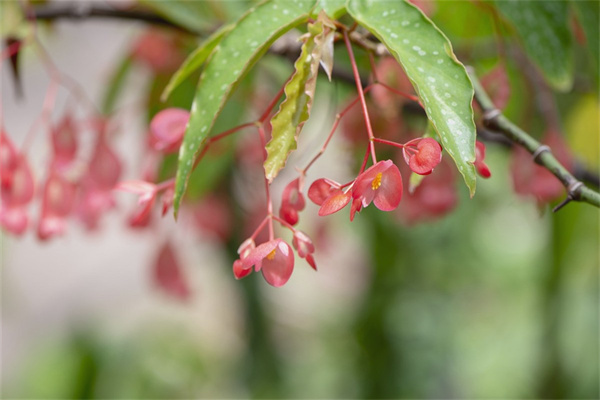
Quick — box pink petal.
[154,241,191,301]
[0,205,28,235]
[292,230,314,258]
[305,254,317,271]
[308,178,340,205]
[282,178,305,210]
[318,189,351,216]
[373,162,403,211]
[349,198,362,221]
[261,241,295,287]
[88,141,122,190]
[150,108,189,153]
[408,138,442,175]
[51,115,78,167]
[115,180,157,196]
[233,259,252,279]
[242,239,281,271]
[279,203,299,225]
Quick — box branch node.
[552,181,583,212]
[482,108,501,129]
[531,145,551,165]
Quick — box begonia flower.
[474,140,491,178]
[37,173,76,240]
[402,137,442,175]
[279,178,305,226]
[115,180,158,228]
[233,238,255,280]
[150,108,189,153]
[51,115,78,169]
[242,238,294,287]
[352,160,403,211]
[292,230,317,270]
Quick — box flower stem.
[343,30,377,165]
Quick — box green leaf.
[318,0,347,19]
[174,0,316,216]
[571,0,599,79]
[264,17,332,181]
[102,56,132,115]
[347,0,477,196]
[162,25,232,101]
[495,0,573,91]
[139,0,214,33]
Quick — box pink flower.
[51,115,78,170]
[402,137,442,175]
[352,160,403,211]
[153,241,191,301]
[242,238,294,287]
[150,108,189,153]
[115,180,158,228]
[474,141,491,178]
[292,230,317,270]
[233,238,255,280]
[1,131,34,235]
[308,178,341,205]
[279,178,305,226]
[37,173,76,240]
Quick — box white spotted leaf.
[174,0,316,216]
[495,0,573,91]
[347,0,477,196]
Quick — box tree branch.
[468,67,600,210]
[29,3,198,35]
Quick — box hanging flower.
[402,137,442,175]
[352,160,403,211]
[474,140,491,178]
[242,238,294,287]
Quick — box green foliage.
[174,0,317,216]
[347,0,477,196]
[495,0,573,91]
[264,17,332,182]
[102,56,133,115]
[162,25,232,101]
[571,0,599,81]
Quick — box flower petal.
[373,162,403,211]
[318,189,351,216]
[261,241,294,287]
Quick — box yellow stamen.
[371,172,382,190]
[266,249,277,260]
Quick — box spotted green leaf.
[264,18,332,181]
[174,0,316,216]
[348,0,477,196]
[571,0,599,80]
[495,0,573,91]
[162,25,232,101]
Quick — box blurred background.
[1,1,599,398]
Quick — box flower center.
[371,172,382,190]
[266,249,277,260]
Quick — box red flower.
[292,230,317,270]
[51,115,78,170]
[115,180,158,228]
[474,141,491,178]
[1,131,34,235]
[153,241,191,301]
[233,238,255,280]
[37,173,76,240]
[150,108,189,153]
[402,138,442,175]
[352,160,403,211]
[279,178,305,226]
[242,238,294,287]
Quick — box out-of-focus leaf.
[265,15,335,181]
[318,0,347,19]
[162,25,232,101]
[571,0,599,80]
[495,0,573,92]
[174,0,316,216]
[565,95,599,169]
[348,0,477,196]
[102,56,133,115]
[139,0,214,33]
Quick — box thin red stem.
[376,82,421,104]
[257,125,274,241]
[372,137,405,149]
[301,84,376,173]
[250,216,270,241]
[343,30,377,165]
[258,78,288,123]
[271,215,297,234]
[358,145,371,175]
[192,122,255,169]
[156,178,175,192]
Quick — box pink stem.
[343,30,377,165]
[372,137,405,149]
[257,125,274,241]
